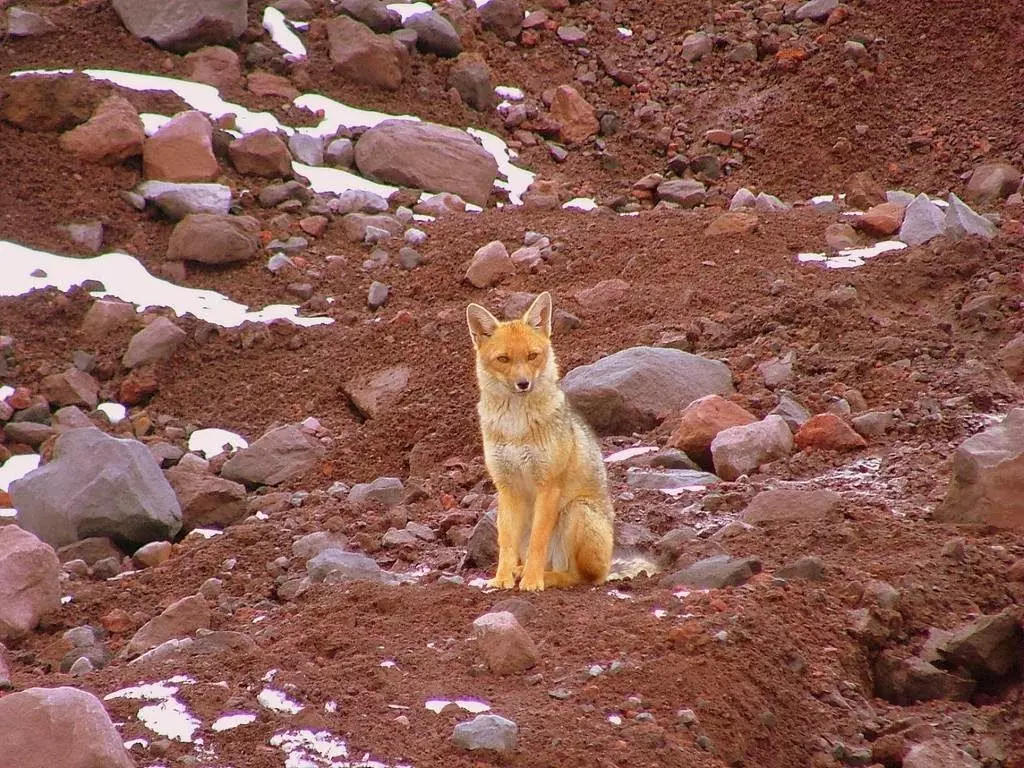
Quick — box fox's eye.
[496,355,510,363]
[527,352,539,360]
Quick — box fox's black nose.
[516,380,531,391]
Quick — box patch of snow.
[494,85,524,101]
[0,241,332,328]
[467,577,494,590]
[653,609,668,619]
[212,713,257,732]
[263,7,307,61]
[97,402,127,423]
[607,589,633,600]
[263,669,279,683]
[425,699,491,714]
[0,453,41,492]
[292,93,419,138]
[124,738,149,749]
[562,197,598,211]
[604,446,657,463]
[0,385,15,401]
[259,688,305,714]
[468,128,535,206]
[104,677,200,743]
[617,27,633,37]
[271,730,348,765]
[60,595,73,604]
[380,660,398,668]
[188,528,224,539]
[324,701,338,714]
[386,2,432,21]
[797,240,907,269]
[294,162,404,199]
[187,428,248,458]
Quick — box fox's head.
[466,292,558,398]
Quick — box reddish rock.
[121,594,211,659]
[5,388,35,411]
[247,71,300,99]
[343,365,411,419]
[184,45,242,88]
[166,213,260,264]
[326,16,406,91]
[574,279,629,312]
[132,541,172,568]
[57,96,145,164]
[143,110,219,182]
[741,488,842,523]
[100,608,134,634]
[669,394,758,467]
[0,527,61,642]
[997,333,1024,382]
[548,85,598,145]
[795,413,867,451]
[855,202,905,236]
[39,368,100,409]
[119,367,160,405]
[299,215,328,237]
[163,468,247,530]
[965,162,1021,206]
[704,129,732,146]
[825,222,859,251]
[228,130,292,178]
[473,611,538,674]
[466,241,513,288]
[705,211,759,236]
[844,170,886,209]
[81,299,137,340]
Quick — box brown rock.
[573,279,629,312]
[965,162,1022,206]
[132,540,172,568]
[40,369,100,409]
[466,240,513,288]
[997,333,1024,382]
[164,467,247,530]
[704,129,732,146]
[57,537,123,565]
[855,202,905,236]
[166,213,260,264]
[57,96,145,165]
[668,394,757,467]
[473,611,538,674]
[355,119,498,206]
[548,85,598,145]
[903,739,981,768]
[184,45,242,88]
[121,594,211,659]
[299,215,328,237]
[843,170,886,209]
[143,110,219,182]
[247,71,300,99]
[448,54,494,111]
[741,488,841,523]
[122,317,187,368]
[100,608,134,634]
[0,73,99,132]
[0,527,61,642]
[824,222,858,251]
[119,367,160,405]
[81,299,137,340]
[343,365,410,419]
[478,0,523,40]
[794,413,867,451]
[228,129,292,178]
[326,16,406,91]
[705,211,759,236]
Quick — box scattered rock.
[997,334,1024,382]
[137,180,232,219]
[903,739,981,768]
[757,352,794,389]
[770,390,811,431]
[132,540,173,568]
[325,16,407,91]
[573,279,629,312]
[338,0,399,32]
[122,317,187,368]
[965,162,1021,206]
[11,428,182,549]
[935,608,1023,680]
[562,347,734,435]
[7,7,57,37]
[0,686,133,768]
[549,85,598,145]
[794,413,867,451]
[856,202,905,236]
[473,611,538,674]
[844,171,885,209]
[710,415,794,481]
[40,368,100,409]
[681,32,712,61]
[228,129,292,178]
[342,365,410,419]
[852,410,896,437]
[657,178,706,207]
[464,509,498,567]
[121,594,210,658]
[143,110,218,182]
[466,240,514,288]
[874,652,976,704]
[452,714,519,753]
[81,300,137,340]
[0,73,98,132]
[825,222,859,251]
[325,138,355,167]
[164,468,247,530]
[448,54,494,111]
[58,96,144,165]
[479,0,523,40]
[404,11,462,57]
[944,193,997,240]
[348,476,404,505]
[221,424,325,487]
[166,213,260,264]
[899,193,945,246]
[705,211,758,235]
[668,394,757,468]
[288,133,324,166]
[111,0,246,52]
[3,421,55,447]
[741,488,841,523]
[183,45,242,88]
[307,548,393,583]
[0,527,60,642]
[662,555,762,589]
[355,120,498,206]
[775,555,825,581]
[794,0,837,22]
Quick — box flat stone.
[452,714,518,753]
[662,555,762,589]
[473,611,538,674]
[741,488,841,523]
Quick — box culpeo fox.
[466,291,614,591]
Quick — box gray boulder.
[122,316,187,368]
[898,193,944,247]
[404,11,462,57]
[562,347,734,435]
[307,549,395,583]
[136,180,232,219]
[111,0,246,52]
[221,424,325,487]
[452,714,519,753]
[662,555,762,589]
[944,193,997,240]
[166,213,260,264]
[11,428,182,549]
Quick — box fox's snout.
[515,378,532,393]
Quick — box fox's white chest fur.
[479,395,560,490]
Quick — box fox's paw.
[487,574,517,590]
[518,574,545,592]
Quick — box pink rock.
[228,129,292,178]
[466,241,513,288]
[57,96,144,164]
[669,394,757,467]
[121,594,211,658]
[184,45,241,88]
[0,527,61,642]
[549,85,598,145]
[143,110,219,182]
[473,610,538,674]
[795,413,867,452]
[574,279,629,311]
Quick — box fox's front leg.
[519,487,560,592]
[488,485,527,589]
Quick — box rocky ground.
[1,0,1024,767]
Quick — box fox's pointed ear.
[523,291,553,337]
[466,303,500,347]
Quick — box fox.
[465,291,614,591]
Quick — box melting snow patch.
[562,197,598,211]
[263,669,279,683]
[653,609,668,619]
[97,402,128,423]
[292,93,419,137]
[263,7,307,60]
[617,27,633,37]
[467,577,494,591]
[386,2,432,20]
[271,730,347,765]
[324,701,338,714]
[425,699,490,714]
[0,385,14,400]
[494,85,524,101]
[468,128,535,206]
[797,240,907,269]
[607,589,633,600]
[608,713,623,725]
[0,241,331,327]
[60,595,73,604]
[380,660,398,668]
[188,428,248,458]
[604,446,657,463]
[0,453,41,491]
[212,713,257,732]
[295,162,405,199]
[124,738,149,749]
[105,677,200,743]
[188,528,224,539]
[259,688,305,714]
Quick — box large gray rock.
[307,549,394,583]
[0,687,134,768]
[166,213,260,264]
[0,527,60,642]
[944,193,997,240]
[873,651,976,704]
[355,119,498,206]
[11,428,182,549]
[221,424,325,487]
[935,408,1024,529]
[561,347,734,435]
[404,11,462,57]
[111,0,247,52]
[348,476,405,505]
[122,316,187,368]
[452,714,518,753]
[661,555,762,589]
[711,415,794,481]
[898,193,944,247]
[326,16,407,91]
[136,180,232,219]
[163,467,247,530]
